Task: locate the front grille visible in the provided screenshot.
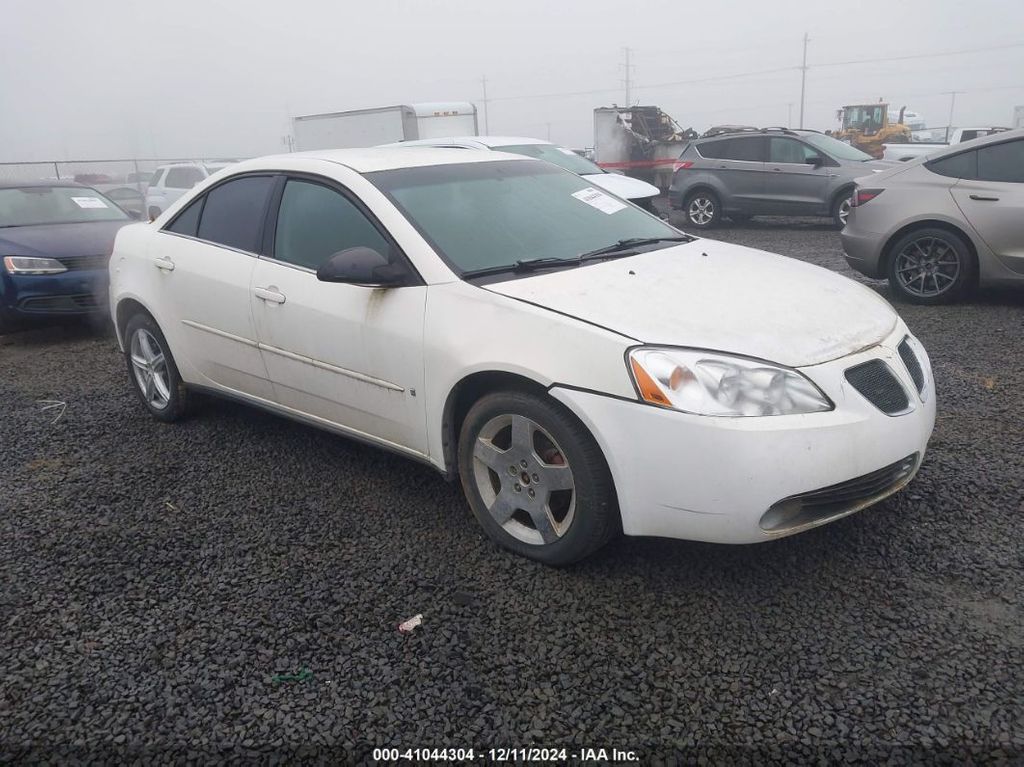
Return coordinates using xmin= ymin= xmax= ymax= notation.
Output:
xmin=760 ymin=453 xmax=919 ymax=532
xmin=898 ymin=338 xmax=925 ymax=394
xmin=57 ymin=254 xmax=108 ymax=271
xmin=845 ymin=359 xmax=909 ymax=415
xmin=19 ymin=294 xmax=104 ymax=313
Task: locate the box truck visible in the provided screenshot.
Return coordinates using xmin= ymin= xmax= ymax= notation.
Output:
xmin=293 ymin=102 xmax=478 ymax=150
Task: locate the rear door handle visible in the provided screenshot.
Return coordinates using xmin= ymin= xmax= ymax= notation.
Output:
xmin=254 ymin=286 xmax=286 ymax=304
xmin=969 ymin=194 xmax=999 ymax=201
xmin=153 ymin=257 xmax=175 ymax=272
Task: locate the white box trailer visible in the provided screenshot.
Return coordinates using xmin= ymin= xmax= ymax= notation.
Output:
xmin=293 ymin=102 xmax=479 ymax=150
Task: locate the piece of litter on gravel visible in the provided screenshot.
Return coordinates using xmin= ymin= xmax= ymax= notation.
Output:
xmin=398 ymin=614 xmax=423 ymax=633
xmin=271 ymin=668 xmax=312 ymax=684
xmin=36 ymin=400 xmax=67 ymax=424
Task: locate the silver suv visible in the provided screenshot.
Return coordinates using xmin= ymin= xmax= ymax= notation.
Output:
xmin=668 ymin=128 xmax=894 ymax=229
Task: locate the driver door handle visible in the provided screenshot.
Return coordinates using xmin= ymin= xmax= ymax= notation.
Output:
xmin=254 ymin=286 xmax=286 ymax=304
xmin=968 ymin=194 xmax=999 ymax=201
xmin=153 ymin=256 xmax=175 ymax=272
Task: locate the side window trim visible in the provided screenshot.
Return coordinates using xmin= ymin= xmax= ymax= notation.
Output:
xmin=262 ymin=172 xmax=424 ymax=285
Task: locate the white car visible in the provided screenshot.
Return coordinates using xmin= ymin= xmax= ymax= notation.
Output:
xmin=110 ymin=148 xmax=935 ymax=565
xmin=144 ymin=162 xmax=232 ymax=220
xmin=385 ymin=136 xmax=662 ymax=212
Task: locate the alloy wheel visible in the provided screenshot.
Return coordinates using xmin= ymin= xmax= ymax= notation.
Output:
xmin=838 ymin=198 xmax=851 ymax=227
xmin=687 ymin=196 xmax=715 ymax=226
xmin=130 ymin=328 xmax=172 ymax=410
xmin=894 ymin=236 xmax=961 ymax=298
xmin=470 ymin=413 xmax=576 ymax=546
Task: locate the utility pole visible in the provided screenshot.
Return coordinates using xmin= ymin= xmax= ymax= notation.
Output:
xmin=481 ymin=75 xmax=490 ymax=134
xmin=945 ymin=91 xmax=961 ymax=142
xmin=799 ymin=33 xmax=809 ymax=129
xmin=622 ymin=47 xmax=634 ymax=106
xmin=788 ymin=102 xmax=794 ymax=128
xmin=546 ymin=122 xmax=552 ymax=141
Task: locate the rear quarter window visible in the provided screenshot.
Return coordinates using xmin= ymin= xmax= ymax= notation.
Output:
xmin=925 ymin=151 xmax=977 ymax=180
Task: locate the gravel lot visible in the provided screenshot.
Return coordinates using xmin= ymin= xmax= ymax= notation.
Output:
xmin=1 ymin=218 xmax=1022 ymax=762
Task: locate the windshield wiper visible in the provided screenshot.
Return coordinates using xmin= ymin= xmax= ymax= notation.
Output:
xmin=575 ymin=235 xmax=693 ymax=260
xmin=461 ymin=236 xmax=693 ymax=279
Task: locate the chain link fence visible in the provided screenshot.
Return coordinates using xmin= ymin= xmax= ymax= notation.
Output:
xmin=0 ymin=158 xmax=243 ymax=215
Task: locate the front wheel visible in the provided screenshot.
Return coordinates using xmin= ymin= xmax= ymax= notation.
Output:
xmin=458 ymin=390 xmax=619 ymax=565
xmin=124 ymin=313 xmax=190 ymax=421
xmin=887 ymin=227 xmax=973 ymax=304
xmin=683 ymin=190 xmax=721 ymax=228
xmin=831 ymin=193 xmax=853 ymax=229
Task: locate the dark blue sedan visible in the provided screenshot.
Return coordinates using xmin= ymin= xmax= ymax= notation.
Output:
xmin=0 ymin=181 xmax=135 ymax=331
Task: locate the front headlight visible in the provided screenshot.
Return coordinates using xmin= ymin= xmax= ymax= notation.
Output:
xmin=3 ymin=256 xmax=67 ymax=275
xmin=628 ymin=347 xmax=832 ymax=417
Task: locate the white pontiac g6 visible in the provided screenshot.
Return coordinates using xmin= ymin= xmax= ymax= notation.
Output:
xmin=110 ymin=148 xmax=935 ymax=565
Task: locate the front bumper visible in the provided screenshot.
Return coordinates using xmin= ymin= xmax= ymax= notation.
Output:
xmin=550 ymin=327 xmax=935 ymax=544
xmin=0 ymin=268 xmax=109 ymax=320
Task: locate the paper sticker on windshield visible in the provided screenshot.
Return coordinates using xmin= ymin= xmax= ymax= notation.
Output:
xmin=571 ymin=187 xmax=626 ymax=215
xmin=71 ymin=196 xmax=108 ymax=209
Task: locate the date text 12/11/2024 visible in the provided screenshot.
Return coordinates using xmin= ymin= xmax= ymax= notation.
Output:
xmin=371 ymin=747 xmax=640 ymax=762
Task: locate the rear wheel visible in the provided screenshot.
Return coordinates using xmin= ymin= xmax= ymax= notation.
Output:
xmin=458 ymin=390 xmax=619 ymax=565
xmin=683 ymin=190 xmax=721 ymax=228
xmin=887 ymin=227 xmax=973 ymax=304
xmin=124 ymin=313 xmax=190 ymax=421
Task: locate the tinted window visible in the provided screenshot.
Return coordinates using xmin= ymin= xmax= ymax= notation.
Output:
xmin=197 ymin=176 xmax=274 ymax=252
xmin=165 ymin=166 xmax=205 ymax=189
xmin=976 ymin=140 xmax=1024 ymax=183
xmin=149 ymin=169 xmax=164 ymax=187
xmin=166 ymin=197 xmax=203 ymax=237
xmin=769 ymin=137 xmax=817 ymax=164
xmin=700 ymin=137 xmax=763 ymax=162
xmin=927 ymin=151 xmax=977 ymax=180
xmin=273 ymin=179 xmax=391 ymax=270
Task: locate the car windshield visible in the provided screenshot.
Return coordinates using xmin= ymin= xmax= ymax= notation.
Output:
xmin=802 ymin=133 xmax=873 ymax=162
xmin=492 ymin=143 xmax=604 ymax=175
xmin=369 ymin=160 xmax=680 ymax=276
xmin=0 ymin=186 xmax=129 ymax=227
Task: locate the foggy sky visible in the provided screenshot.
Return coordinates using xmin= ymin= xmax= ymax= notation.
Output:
xmin=1 ymin=0 xmax=1022 ymax=161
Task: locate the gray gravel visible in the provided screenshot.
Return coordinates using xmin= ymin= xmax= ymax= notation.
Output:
xmin=1 ymin=218 xmax=1022 ymax=762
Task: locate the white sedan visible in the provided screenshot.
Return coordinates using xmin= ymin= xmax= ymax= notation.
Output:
xmin=109 ymin=148 xmax=935 ymax=565
xmin=384 ymin=135 xmax=662 ymax=212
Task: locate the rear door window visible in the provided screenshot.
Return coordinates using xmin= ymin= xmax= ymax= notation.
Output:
xmin=975 ymin=140 xmax=1024 ymax=183
xmin=196 ymin=176 xmax=275 ymax=253
xmin=926 ymin=151 xmax=977 ymax=180
xmin=149 ymin=169 xmax=165 ymax=187
xmin=699 ymin=137 xmax=764 ymax=161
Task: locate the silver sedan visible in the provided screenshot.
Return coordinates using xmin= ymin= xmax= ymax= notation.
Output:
xmin=841 ymin=128 xmax=1024 ymax=304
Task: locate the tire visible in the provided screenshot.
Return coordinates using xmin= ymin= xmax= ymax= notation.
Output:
xmin=457 ymin=390 xmax=619 ymax=565
xmin=831 ymin=192 xmax=854 ymax=229
xmin=123 ymin=312 xmax=190 ymax=422
xmin=886 ymin=227 xmax=974 ymax=305
xmin=683 ymin=190 xmax=721 ymax=229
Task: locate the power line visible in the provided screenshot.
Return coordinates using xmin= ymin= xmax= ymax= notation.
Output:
xmin=813 ymin=41 xmax=1024 ymax=68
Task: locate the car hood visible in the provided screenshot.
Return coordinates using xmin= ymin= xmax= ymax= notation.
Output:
xmin=485 ymin=239 xmax=898 ymax=367
xmin=581 ymin=172 xmax=660 ymax=201
xmin=0 ymin=220 xmax=130 ymax=258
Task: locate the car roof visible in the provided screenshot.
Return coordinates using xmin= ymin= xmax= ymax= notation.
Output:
xmin=0 ymin=179 xmax=86 ymax=189
xmin=229 ymin=147 xmax=533 ymax=174
xmin=924 ymin=126 xmax=1024 ymax=159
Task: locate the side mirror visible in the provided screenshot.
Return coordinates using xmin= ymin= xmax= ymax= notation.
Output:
xmin=316 ymin=247 xmax=409 ymax=287
xmin=804 ymin=155 xmax=824 ymax=167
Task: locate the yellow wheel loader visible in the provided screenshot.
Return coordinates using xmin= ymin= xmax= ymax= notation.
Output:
xmin=832 ymin=102 xmax=911 ymax=159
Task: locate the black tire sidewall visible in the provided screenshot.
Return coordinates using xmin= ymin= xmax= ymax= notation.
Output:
xmin=684 ymin=190 xmax=720 ymax=228
xmin=457 ymin=390 xmax=618 ymax=566
xmin=887 ymin=228 xmax=973 ymax=305
xmin=123 ymin=313 xmax=188 ymax=422
xmin=831 ymin=192 xmax=853 ymax=229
